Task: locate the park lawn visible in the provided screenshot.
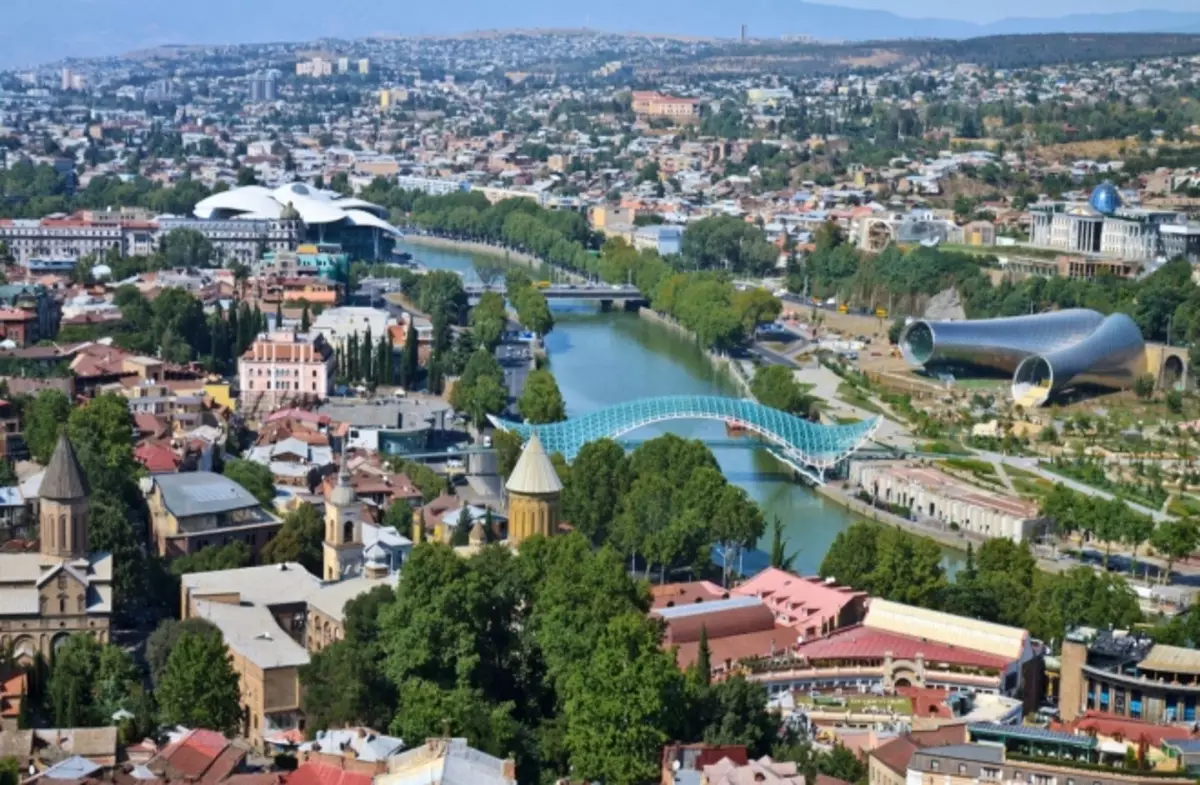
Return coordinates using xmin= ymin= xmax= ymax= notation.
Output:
xmin=941 ymin=457 xmax=997 ymax=477
xmin=1169 ymin=495 xmax=1200 ymax=517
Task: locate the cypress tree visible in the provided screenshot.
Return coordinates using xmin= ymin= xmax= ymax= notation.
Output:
xmin=228 ymin=302 xmax=239 ymax=356
xmin=361 ymin=326 xmax=373 ymax=383
xmin=384 ymin=333 xmax=395 ymax=385
xmin=696 ymin=624 xmax=712 ymax=686
xmin=300 ymin=301 xmax=311 ymax=332
xmin=274 ymin=300 xmax=282 ymax=328
xmin=401 ymin=322 xmax=418 ymax=389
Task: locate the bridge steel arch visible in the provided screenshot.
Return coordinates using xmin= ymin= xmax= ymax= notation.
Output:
xmin=489 ymin=395 xmax=880 ymax=484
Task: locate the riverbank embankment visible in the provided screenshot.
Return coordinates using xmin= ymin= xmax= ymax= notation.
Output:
xmin=403 ymin=235 xmax=588 ymax=284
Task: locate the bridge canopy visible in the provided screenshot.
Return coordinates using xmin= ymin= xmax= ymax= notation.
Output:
xmin=489 ymin=395 xmax=879 ymax=482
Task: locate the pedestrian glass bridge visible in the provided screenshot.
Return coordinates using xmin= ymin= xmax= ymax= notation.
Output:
xmin=489 ymin=395 xmax=880 ymax=484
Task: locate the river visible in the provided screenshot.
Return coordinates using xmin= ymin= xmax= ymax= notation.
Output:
xmin=402 ymin=240 xmax=963 ymax=576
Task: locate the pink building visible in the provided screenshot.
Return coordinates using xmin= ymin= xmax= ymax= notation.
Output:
xmin=732 ymin=568 xmax=867 ymax=640
xmin=238 ymin=330 xmax=334 ymax=415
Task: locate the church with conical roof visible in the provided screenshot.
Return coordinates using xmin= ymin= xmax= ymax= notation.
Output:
xmin=504 ymin=432 xmax=562 ymax=546
xmin=0 ymin=432 xmax=112 ymax=663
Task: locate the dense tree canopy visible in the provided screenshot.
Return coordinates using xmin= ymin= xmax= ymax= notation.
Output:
xmin=518 ymin=369 xmax=567 ymax=424
xmin=157 ymin=629 xmax=243 ymax=736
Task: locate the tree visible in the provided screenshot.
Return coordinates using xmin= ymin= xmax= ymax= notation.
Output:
xmin=565 ymin=613 xmax=681 ymax=785
xmin=1134 ymin=374 xmax=1156 ymax=400
xmin=1121 ymin=514 xmax=1156 ymax=578
xmin=751 ymin=365 xmax=816 ymax=418
xmin=819 ymin=522 xmax=880 ymax=590
xmin=301 ymin=639 xmax=395 ymax=732
xmin=67 ymin=392 xmax=140 ymax=499
xmin=146 ymin=617 xmax=221 ymax=685
xmin=450 ymin=349 xmax=508 ymax=427
xmin=1167 ymin=389 xmax=1184 ymax=414
xmin=492 ymin=429 xmax=523 ymax=479
xmin=768 ymin=516 xmax=798 ymax=570
xmin=0 ymin=757 xmax=19 ymax=785
xmin=469 ymin=291 xmax=507 ymax=350
xmin=161 ymin=228 xmax=214 ymax=268
xmin=695 ymin=625 xmax=712 ymax=687
xmin=25 ymin=389 xmax=70 ymax=463
xmin=561 ymin=439 xmax=630 ymax=545
xmin=703 ymin=676 xmax=777 ymax=758
xmin=222 ymin=458 xmax=276 ymax=507
xmin=261 ymin=503 xmax=324 ymax=574
xmin=868 ymin=526 xmax=946 ymax=607
xmin=157 ymin=630 xmax=243 ymax=736
xmin=48 ymin=634 xmax=102 ymax=727
xmin=88 ymin=491 xmax=146 ymax=613
xmin=170 ymin=541 xmax=252 ymax=576
xmin=400 ymin=322 xmax=419 ymax=389
xmin=519 ymin=369 xmax=566 ymax=424
xmin=94 ymin=644 xmax=140 ymax=724
xmin=1151 ymin=518 xmax=1200 ymax=584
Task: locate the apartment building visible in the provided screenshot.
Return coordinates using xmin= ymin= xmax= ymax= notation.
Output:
xmin=394 ymin=175 xmax=471 ymax=196
xmin=631 ymin=91 xmax=701 ymax=122
xmin=146 ymin=471 xmax=282 ymax=559
xmin=238 ymin=330 xmax=335 ymax=415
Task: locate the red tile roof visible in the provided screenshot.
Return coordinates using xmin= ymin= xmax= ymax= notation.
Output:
xmin=149 ymin=729 xmax=244 ymax=782
xmin=286 ymin=763 xmax=373 ymax=785
xmin=651 ymin=581 xmax=729 ymax=610
xmin=1061 ymin=711 xmax=1198 ymax=745
xmin=792 ymin=624 xmax=1012 ymax=670
xmin=134 ymin=442 xmax=181 ymax=473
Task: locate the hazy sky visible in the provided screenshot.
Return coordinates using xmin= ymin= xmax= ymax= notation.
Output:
xmin=816 ymin=0 xmax=1199 ymax=22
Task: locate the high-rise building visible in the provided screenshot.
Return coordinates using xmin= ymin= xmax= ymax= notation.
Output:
xmin=248 ymin=71 xmax=278 ymax=103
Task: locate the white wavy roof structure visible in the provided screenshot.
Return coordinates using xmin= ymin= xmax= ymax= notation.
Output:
xmin=193 ymin=183 xmax=400 ymax=234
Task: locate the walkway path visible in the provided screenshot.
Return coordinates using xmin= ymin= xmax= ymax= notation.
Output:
xmin=986 ymin=453 xmax=1171 ymax=522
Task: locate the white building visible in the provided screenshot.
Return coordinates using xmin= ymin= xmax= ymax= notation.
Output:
xmin=849 ymin=461 xmax=1044 ymax=543
xmin=309 ymin=306 xmax=397 ymax=350
xmin=395 ymin=175 xmax=471 ymax=196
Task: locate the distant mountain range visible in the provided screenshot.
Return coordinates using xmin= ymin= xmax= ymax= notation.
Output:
xmin=2 ymin=0 xmax=1200 ymax=69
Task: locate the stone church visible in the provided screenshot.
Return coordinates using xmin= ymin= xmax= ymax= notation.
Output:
xmin=0 ymin=433 xmax=112 ymax=663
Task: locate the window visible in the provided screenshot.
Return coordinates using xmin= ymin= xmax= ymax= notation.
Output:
xmin=958 ymin=764 xmax=968 ymax=775
xmin=1032 ymin=775 xmax=1054 ymax=785
xmin=77 ymin=595 xmax=84 ymax=612
xmin=929 ymin=761 xmax=939 ymax=772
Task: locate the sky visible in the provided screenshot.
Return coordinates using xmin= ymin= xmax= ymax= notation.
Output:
xmin=813 ymin=0 xmax=1200 ymax=22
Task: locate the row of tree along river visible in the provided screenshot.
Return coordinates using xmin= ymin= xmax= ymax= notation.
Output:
xmin=403 ymin=239 xmax=963 ymax=576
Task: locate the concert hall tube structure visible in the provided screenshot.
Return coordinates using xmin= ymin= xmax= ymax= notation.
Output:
xmin=899 ymin=309 xmax=1146 ymax=407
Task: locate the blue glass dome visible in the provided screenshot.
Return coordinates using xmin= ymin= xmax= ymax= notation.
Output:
xmin=1089 ymin=182 xmax=1122 ymax=215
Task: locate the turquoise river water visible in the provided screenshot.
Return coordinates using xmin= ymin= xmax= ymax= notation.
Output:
xmin=402 ymin=240 xmax=963 ymax=576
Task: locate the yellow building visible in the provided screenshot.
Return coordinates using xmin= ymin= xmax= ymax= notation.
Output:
xmin=204 ymin=381 xmax=236 ymax=412
xmin=504 ymin=433 xmax=562 ymax=545
xmin=322 ymin=451 xmax=363 ymax=581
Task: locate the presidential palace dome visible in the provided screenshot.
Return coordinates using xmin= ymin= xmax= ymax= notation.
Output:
xmin=1088 ymin=182 xmax=1122 ymax=216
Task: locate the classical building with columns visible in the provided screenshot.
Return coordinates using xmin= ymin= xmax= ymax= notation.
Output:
xmin=0 ymin=433 xmax=112 ymax=664
xmin=504 ymin=432 xmax=562 ymax=545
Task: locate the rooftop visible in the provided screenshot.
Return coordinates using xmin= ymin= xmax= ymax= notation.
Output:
xmin=505 ymin=432 xmax=562 ymax=495
xmin=192 ymin=598 xmax=311 ymax=670
xmin=865 ymin=598 xmax=1027 ymax=662
xmin=154 ymin=471 xmax=265 ymax=518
